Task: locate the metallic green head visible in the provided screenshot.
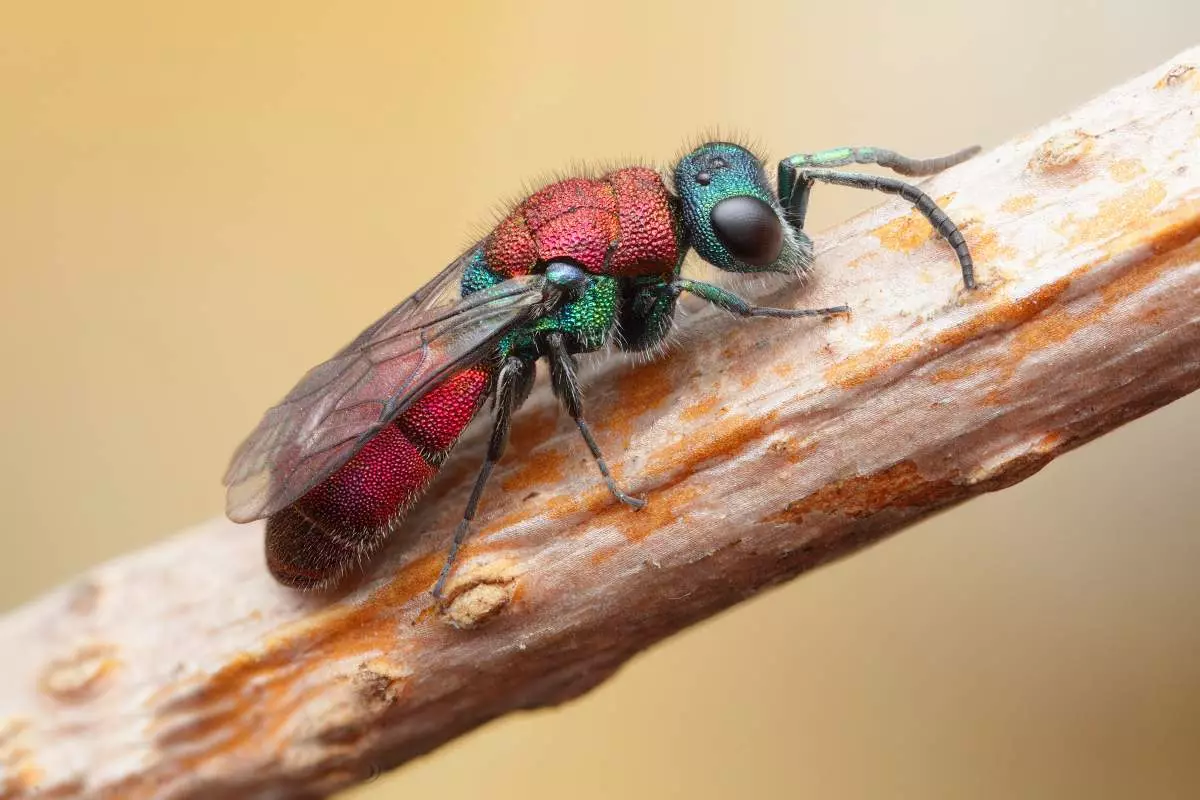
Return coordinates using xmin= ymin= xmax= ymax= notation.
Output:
xmin=673 ymin=141 xmax=811 ymax=275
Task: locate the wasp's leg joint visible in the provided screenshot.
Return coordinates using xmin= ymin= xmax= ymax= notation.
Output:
xmin=546 ymin=332 xmax=646 ymax=511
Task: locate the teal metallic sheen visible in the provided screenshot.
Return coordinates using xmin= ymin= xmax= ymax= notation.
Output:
xmin=503 ymin=275 xmax=620 ymax=358
xmin=673 ymin=142 xmax=785 ymax=273
xmin=460 ymin=249 xmax=503 ymax=296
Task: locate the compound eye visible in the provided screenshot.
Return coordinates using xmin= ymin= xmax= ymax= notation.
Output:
xmin=709 ymin=196 xmax=783 ymax=267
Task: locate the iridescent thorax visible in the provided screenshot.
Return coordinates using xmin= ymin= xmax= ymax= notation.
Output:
xmin=466 ymin=166 xmax=688 ymax=359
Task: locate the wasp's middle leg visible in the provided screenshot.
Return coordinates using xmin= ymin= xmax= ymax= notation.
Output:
xmin=545 ymin=331 xmax=646 ymax=511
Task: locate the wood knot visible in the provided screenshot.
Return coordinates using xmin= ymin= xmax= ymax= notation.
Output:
xmin=1155 ymin=63 xmax=1197 ymax=90
xmin=354 ymin=659 xmax=409 ymax=710
xmin=38 ymin=642 xmax=119 ymax=704
xmin=439 ymin=559 xmax=520 ymax=629
xmin=1029 ymin=129 xmax=1095 ymax=173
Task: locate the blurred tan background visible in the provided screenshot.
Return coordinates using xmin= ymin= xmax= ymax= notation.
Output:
xmin=2 ymin=2 xmax=1198 ymax=798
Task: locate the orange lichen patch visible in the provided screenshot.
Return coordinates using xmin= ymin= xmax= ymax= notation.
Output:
xmin=507 ymin=407 xmax=557 ymax=454
xmin=1109 ymin=158 xmax=1147 ymax=183
xmin=603 ymin=356 xmax=676 ymax=445
xmin=1104 ymin=232 xmax=1200 ymax=302
xmin=865 ymin=325 xmax=891 ymax=346
xmin=592 ymin=483 xmax=703 ymax=550
xmin=1058 ymin=180 xmax=1167 ymax=249
xmin=968 ymin=224 xmax=1018 ymax=265
xmin=500 ymin=446 xmax=567 ymax=494
xmin=871 ymin=193 xmax=956 ymax=254
xmin=499 ymin=405 xmax=570 ymax=493
xmin=1029 ymin=129 xmax=1095 ymax=173
xmin=762 ymin=460 xmax=964 ymax=525
xmin=1001 ymin=194 xmax=1037 ymax=214
xmin=680 ymin=394 xmax=719 ymax=422
xmin=771 ymin=362 xmax=794 ymax=380
xmin=645 ymin=411 xmax=777 ymax=485
xmin=831 ymin=265 xmax=1077 ymax=391
xmin=154 ymin=625 xmax=334 ymax=753
xmin=767 ymin=438 xmax=819 ymax=465
xmin=928 ymin=359 xmax=992 ymax=384
xmin=824 ymin=339 xmax=922 ymax=389
xmin=1141 ymin=306 xmax=1168 ymax=324
xmin=832 ymin=270 xmax=1077 ymax=391
xmin=939 ymin=275 xmax=1074 ymax=349
xmin=988 ymin=305 xmax=1088 ymax=391
xmin=981 ymin=211 xmax=1200 ymax=405
xmin=589 ymin=543 xmax=623 ymax=566
xmin=38 ymin=643 xmax=120 ymax=704
xmin=147 ymin=550 xmax=448 ymax=787
xmin=872 ymin=209 xmax=933 ymax=254
xmin=844 ymin=251 xmax=876 ymax=270
xmin=476 ymin=486 xmax=588 ymax=535
xmin=1037 ymin=431 xmax=1063 ymax=450
xmin=1154 ymin=63 xmax=1198 ymax=90
xmin=1099 ymin=198 xmax=1200 ymax=262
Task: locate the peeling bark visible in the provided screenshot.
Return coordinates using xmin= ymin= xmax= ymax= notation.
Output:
xmin=2 ymin=47 xmax=1199 ymax=800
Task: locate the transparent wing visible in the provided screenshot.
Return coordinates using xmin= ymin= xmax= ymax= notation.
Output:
xmin=224 ymin=247 xmax=547 ymax=522
xmin=331 ymin=243 xmax=480 ymax=358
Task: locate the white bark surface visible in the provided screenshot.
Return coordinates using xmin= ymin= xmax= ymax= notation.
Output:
xmin=2 ymin=47 xmax=1198 ymax=800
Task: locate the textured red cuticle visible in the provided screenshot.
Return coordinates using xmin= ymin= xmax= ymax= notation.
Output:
xmin=535 ymin=207 xmax=619 ymax=272
xmin=398 ymin=364 xmax=492 ymax=452
xmin=609 ymin=167 xmax=680 ymax=275
xmin=488 ymin=167 xmax=680 ymax=278
xmin=296 ymin=424 xmax=437 ymax=531
xmin=486 ymin=215 xmax=538 ymax=277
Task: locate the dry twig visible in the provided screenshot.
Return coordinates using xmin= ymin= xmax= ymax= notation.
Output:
xmin=2 ymin=47 xmax=1199 ymax=800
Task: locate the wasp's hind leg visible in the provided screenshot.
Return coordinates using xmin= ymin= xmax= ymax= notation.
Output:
xmin=777 ymin=146 xmax=979 ymax=289
xmin=546 ymin=332 xmax=646 ymax=511
xmin=432 ymin=355 xmax=534 ymax=600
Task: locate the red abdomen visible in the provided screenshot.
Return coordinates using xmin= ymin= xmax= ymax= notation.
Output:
xmin=264 ymin=363 xmax=493 ymax=588
xmin=485 ymin=167 xmax=681 ymax=278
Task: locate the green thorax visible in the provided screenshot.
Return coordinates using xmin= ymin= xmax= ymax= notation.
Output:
xmin=461 ymin=249 xmax=623 ymax=360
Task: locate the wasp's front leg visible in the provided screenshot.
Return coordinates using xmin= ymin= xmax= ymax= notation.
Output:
xmin=777 ymin=145 xmax=979 ymax=289
xmin=615 ymin=278 xmax=680 ymax=354
xmin=672 ymin=279 xmax=849 ymax=319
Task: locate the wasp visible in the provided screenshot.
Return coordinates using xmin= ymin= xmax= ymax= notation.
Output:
xmin=224 ymin=140 xmax=978 ymax=597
